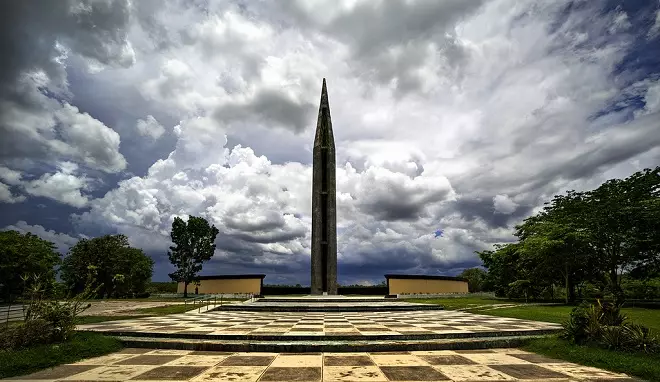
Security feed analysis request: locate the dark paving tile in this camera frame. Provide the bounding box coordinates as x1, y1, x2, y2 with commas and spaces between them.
219, 356, 275, 366
259, 367, 321, 381
491, 364, 570, 379
189, 351, 234, 355
509, 353, 564, 363
183, 330, 215, 334
13, 365, 98, 379
324, 324, 353, 328
454, 349, 496, 353
117, 348, 152, 354
221, 327, 255, 331
131, 366, 208, 380
115, 355, 181, 365
380, 366, 450, 381
358, 327, 391, 332
329, 331, 361, 336
419, 355, 477, 365
324, 356, 375, 366
290, 327, 323, 332
373, 352, 410, 355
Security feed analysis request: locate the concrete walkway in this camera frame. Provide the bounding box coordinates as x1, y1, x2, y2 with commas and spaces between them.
3, 348, 638, 381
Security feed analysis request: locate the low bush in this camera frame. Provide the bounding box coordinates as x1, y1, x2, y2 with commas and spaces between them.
0, 319, 55, 350
561, 299, 658, 353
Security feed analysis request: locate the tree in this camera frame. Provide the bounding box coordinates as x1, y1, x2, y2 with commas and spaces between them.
515, 191, 598, 303
477, 167, 659, 304
458, 268, 487, 292
578, 167, 660, 303
167, 215, 219, 297
478, 243, 522, 297
0, 231, 61, 301
60, 234, 154, 298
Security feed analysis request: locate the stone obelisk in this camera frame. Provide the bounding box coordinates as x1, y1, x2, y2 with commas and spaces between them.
311, 78, 338, 295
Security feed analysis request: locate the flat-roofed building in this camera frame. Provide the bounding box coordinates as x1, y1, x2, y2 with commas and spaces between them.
177, 274, 265, 295
385, 274, 468, 295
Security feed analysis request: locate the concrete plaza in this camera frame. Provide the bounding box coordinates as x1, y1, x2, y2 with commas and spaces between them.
3, 348, 636, 381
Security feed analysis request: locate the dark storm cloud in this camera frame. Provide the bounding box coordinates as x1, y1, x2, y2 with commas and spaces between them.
358, 199, 427, 222
0, 0, 133, 170
325, 0, 484, 95
451, 198, 534, 229
355, 178, 452, 222
214, 89, 315, 133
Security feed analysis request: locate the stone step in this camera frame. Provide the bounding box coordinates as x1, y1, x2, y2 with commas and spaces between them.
80, 328, 560, 342
256, 298, 394, 303
211, 304, 445, 312
116, 334, 551, 352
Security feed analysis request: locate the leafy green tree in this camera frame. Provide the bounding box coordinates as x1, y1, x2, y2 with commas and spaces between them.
478, 243, 522, 297
0, 231, 61, 301
60, 234, 154, 298
458, 268, 487, 292
578, 167, 660, 303
515, 191, 598, 303
478, 167, 659, 304
167, 215, 219, 297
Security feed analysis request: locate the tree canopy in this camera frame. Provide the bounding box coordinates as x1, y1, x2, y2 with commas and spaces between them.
167, 215, 219, 297
478, 167, 660, 303
60, 234, 154, 298
0, 230, 61, 301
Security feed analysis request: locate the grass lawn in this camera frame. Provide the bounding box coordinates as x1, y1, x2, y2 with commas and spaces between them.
75, 303, 209, 325
524, 336, 660, 382
0, 332, 122, 379
75, 315, 140, 325
405, 297, 510, 310
408, 297, 660, 331
468, 305, 660, 332
134, 304, 208, 315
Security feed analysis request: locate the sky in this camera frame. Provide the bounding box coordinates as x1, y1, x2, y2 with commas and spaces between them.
1, 0, 659, 285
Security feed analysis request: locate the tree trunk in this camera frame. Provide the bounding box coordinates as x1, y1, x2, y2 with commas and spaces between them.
564, 264, 570, 304
609, 268, 624, 305
183, 281, 188, 298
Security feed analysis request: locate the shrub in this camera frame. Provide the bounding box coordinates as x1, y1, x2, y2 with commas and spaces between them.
0, 319, 55, 350
600, 326, 627, 350
623, 323, 659, 354
561, 299, 658, 353
596, 300, 627, 326
20, 272, 95, 344
561, 302, 591, 344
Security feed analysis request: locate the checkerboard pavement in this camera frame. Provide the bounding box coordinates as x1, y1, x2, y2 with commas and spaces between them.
3, 348, 638, 381
77, 311, 561, 337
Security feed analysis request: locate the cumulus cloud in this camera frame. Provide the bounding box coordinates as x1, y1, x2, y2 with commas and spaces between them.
2, 221, 79, 254
136, 115, 166, 140
0, 182, 26, 204
3, 0, 660, 284
23, 169, 90, 209
493, 195, 518, 215
0, 0, 131, 173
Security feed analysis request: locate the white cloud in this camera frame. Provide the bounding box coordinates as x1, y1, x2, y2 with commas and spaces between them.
23, 164, 90, 208
0, 182, 26, 204
3, 0, 660, 283
136, 115, 166, 140
493, 195, 518, 215
2, 221, 79, 254
0, 166, 23, 185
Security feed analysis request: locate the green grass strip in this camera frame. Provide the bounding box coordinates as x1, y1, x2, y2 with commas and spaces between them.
523, 336, 660, 382
0, 332, 122, 379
